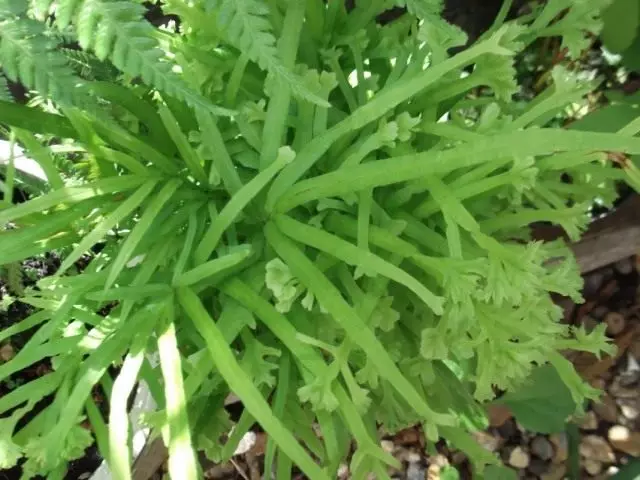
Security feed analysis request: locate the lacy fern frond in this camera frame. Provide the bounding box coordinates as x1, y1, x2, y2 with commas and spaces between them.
205, 0, 328, 106
399, 0, 466, 40
0, 11, 85, 104
62, 48, 118, 80
52, 0, 233, 115
0, 73, 11, 101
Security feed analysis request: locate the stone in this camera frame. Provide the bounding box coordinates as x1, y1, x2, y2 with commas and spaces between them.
593, 394, 619, 423
407, 451, 421, 463
428, 454, 449, 469
393, 427, 421, 446
406, 463, 426, 480
528, 457, 549, 476
380, 439, 395, 454
605, 312, 626, 336
541, 464, 567, 480
579, 435, 616, 463
609, 378, 638, 399
550, 433, 568, 464
578, 411, 599, 431
451, 451, 467, 465
619, 399, 640, 420
584, 458, 603, 476
609, 425, 640, 457
426, 464, 440, 480
497, 418, 518, 440
592, 305, 609, 319
472, 431, 501, 452
615, 258, 634, 275
628, 332, 640, 362
508, 447, 530, 469
0, 343, 14, 362
337, 464, 349, 479
531, 436, 554, 461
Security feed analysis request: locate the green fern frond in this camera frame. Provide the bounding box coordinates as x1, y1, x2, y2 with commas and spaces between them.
62, 48, 118, 80
53, 0, 234, 116
205, 0, 329, 106
401, 0, 443, 18
0, 73, 11, 101
398, 0, 467, 44
0, 13, 85, 105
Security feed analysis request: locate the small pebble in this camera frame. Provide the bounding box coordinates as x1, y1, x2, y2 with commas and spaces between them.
0, 343, 14, 362
592, 305, 609, 319
584, 458, 603, 476
583, 271, 605, 297
550, 433, 568, 464
528, 457, 549, 476
615, 258, 634, 275
593, 394, 619, 423
393, 427, 421, 446
609, 378, 638, 398
406, 462, 426, 480
579, 435, 615, 463
451, 451, 467, 465
472, 431, 501, 452
497, 418, 518, 440
428, 454, 448, 469
578, 411, 599, 431
619, 399, 640, 420
628, 333, 640, 362
609, 425, 640, 456
605, 312, 626, 336
407, 451, 421, 463
427, 464, 440, 480
380, 440, 395, 454
530, 436, 554, 460
508, 446, 530, 469
541, 464, 567, 480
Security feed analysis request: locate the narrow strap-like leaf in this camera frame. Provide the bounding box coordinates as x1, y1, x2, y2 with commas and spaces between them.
274, 215, 444, 314
158, 103, 208, 184
108, 330, 150, 480
264, 222, 454, 427
196, 110, 243, 194
275, 129, 640, 212
105, 179, 182, 289
174, 244, 253, 287
157, 298, 199, 480
194, 147, 293, 263
0, 175, 149, 225
176, 286, 329, 480
59, 179, 159, 274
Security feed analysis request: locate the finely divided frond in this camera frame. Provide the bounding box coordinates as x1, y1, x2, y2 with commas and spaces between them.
399, 0, 467, 43
205, 0, 328, 106
0, 14, 85, 104
53, 0, 233, 115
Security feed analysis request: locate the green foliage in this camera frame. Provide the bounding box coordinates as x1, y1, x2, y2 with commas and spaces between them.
495, 365, 577, 434
0, 1, 637, 479
482, 465, 518, 480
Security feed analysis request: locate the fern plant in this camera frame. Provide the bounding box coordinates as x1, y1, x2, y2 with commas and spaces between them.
0, 0, 639, 479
